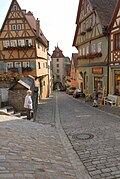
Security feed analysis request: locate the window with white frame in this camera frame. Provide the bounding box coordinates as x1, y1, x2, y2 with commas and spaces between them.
12, 5, 17, 11
7, 62, 13, 69
25, 39, 32, 46
18, 39, 25, 47
80, 49, 82, 56
10, 40, 17, 47
83, 48, 85, 55
86, 46, 89, 54
15, 62, 21, 68
12, 24, 16, 30
23, 62, 29, 68
17, 24, 21, 30
92, 44, 96, 53
97, 42, 102, 52
3, 40, 10, 48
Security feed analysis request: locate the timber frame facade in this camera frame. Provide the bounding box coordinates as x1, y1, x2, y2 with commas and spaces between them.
108, 0, 120, 105
73, 0, 117, 98
0, 0, 49, 99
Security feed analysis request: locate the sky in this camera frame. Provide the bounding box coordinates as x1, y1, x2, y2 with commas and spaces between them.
0, 0, 79, 58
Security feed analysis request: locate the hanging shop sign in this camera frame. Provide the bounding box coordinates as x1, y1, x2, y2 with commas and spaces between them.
92, 67, 103, 74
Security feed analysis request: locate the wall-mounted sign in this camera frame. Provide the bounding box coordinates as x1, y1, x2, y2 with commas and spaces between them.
92, 67, 103, 74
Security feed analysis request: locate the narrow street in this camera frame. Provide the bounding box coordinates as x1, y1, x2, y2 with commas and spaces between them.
0, 92, 120, 179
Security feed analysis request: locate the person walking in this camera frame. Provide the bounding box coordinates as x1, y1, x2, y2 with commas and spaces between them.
24, 90, 33, 120
92, 87, 98, 107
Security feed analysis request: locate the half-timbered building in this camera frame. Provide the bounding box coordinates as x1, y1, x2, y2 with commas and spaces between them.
108, 0, 120, 106
73, 0, 117, 98
0, 0, 49, 99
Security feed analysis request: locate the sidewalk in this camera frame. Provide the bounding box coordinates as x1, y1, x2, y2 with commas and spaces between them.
83, 99, 120, 117
0, 100, 77, 179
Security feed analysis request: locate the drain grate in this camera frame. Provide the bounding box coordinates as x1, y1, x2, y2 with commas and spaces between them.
72, 133, 94, 140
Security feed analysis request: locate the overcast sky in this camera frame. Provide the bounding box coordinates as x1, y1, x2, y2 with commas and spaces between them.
0, 0, 79, 58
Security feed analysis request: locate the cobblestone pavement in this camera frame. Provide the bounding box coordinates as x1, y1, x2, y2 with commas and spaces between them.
0, 95, 77, 179
58, 92, 120, 179
1, 92, 120, 179
79, 98, 120, 117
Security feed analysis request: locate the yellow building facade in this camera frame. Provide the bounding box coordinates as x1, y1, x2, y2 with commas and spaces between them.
0, 0, 49, 99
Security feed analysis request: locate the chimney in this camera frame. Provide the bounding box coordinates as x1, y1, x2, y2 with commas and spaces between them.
36, 18, 40, 36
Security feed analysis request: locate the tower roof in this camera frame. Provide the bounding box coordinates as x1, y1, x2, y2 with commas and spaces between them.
51, 45, 64, 58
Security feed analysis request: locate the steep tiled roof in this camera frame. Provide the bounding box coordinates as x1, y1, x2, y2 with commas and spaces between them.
51, 46, 64, 58
89, 0, 117, 26
108, 0, 120, 29
73, 0, 117, 46
25, 11, 48, 47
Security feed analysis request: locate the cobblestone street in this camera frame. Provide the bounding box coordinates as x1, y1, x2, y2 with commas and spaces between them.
58, 92, 120, 179
0, 94, 77, 179
0, 92, 120, 179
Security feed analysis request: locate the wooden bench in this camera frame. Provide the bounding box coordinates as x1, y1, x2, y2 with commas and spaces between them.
104, 94, 117, 106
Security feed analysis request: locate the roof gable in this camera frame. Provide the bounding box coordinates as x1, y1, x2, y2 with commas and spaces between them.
0, 0, 48, 47
51, 46, 64, 58
73, 0, 117, 46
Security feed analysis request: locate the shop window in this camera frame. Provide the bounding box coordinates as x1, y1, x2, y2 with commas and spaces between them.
94, 77, 103, 98
115, 73, 120, 95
